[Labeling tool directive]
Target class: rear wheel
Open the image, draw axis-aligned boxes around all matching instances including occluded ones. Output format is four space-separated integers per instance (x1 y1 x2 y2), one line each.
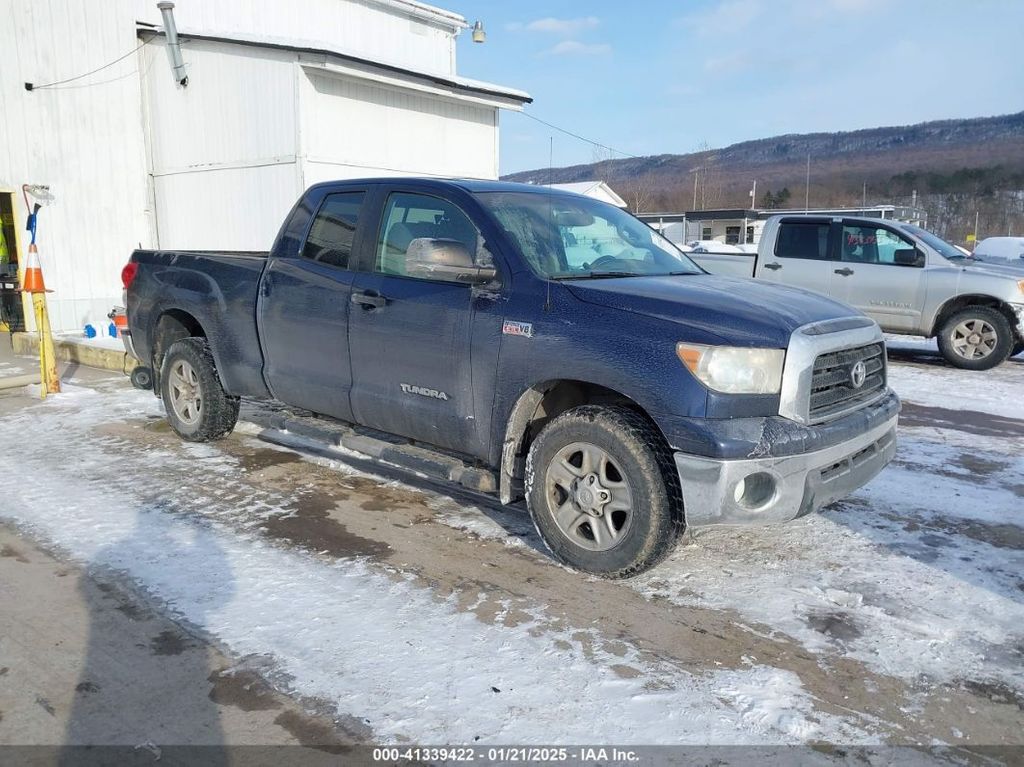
936 307 1013 370
525 405 684 578
160 338 239 441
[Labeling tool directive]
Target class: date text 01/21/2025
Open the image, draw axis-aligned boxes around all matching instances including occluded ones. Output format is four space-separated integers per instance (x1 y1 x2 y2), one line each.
371 746 640 762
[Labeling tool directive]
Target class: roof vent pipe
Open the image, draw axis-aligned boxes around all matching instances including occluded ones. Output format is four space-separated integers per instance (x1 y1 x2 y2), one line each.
156 2 188 86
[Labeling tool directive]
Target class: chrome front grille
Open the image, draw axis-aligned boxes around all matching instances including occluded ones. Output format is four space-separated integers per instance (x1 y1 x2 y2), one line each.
809 342 886 422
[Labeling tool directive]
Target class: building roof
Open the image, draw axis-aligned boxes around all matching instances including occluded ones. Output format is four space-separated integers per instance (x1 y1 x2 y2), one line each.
137 28 531 106
639 204 927 223
544 181 627 208
368 0 468 28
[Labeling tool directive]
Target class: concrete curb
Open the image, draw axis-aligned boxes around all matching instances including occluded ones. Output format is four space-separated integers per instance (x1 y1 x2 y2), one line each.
12 332 137 375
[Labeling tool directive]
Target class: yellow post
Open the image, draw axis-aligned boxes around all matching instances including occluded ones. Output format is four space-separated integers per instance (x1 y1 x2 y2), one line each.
33 292 60 397
21 239 60 398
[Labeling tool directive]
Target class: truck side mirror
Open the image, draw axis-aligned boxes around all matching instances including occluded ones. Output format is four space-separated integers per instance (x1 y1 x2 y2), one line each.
894 247 925 267
405 238 497 284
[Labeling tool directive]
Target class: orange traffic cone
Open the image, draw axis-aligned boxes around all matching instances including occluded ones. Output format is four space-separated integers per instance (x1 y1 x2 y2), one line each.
22 243 50 293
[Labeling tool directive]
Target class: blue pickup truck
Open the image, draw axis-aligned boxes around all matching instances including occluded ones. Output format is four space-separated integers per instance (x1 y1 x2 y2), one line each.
124 178 899 577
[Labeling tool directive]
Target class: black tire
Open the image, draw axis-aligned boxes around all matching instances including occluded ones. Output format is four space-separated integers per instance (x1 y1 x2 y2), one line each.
159 338 239 442
525 405 684 579
129 365 153 391
936 307 1014 371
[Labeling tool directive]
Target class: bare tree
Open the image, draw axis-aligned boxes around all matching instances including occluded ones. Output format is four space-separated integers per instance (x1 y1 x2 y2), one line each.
621 173 655 214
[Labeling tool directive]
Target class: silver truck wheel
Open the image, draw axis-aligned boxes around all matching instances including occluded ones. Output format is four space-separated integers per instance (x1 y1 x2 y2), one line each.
168 360 203 426
545 441 634 552
526 405 684 578
937 307 1013 371
159 338 240 442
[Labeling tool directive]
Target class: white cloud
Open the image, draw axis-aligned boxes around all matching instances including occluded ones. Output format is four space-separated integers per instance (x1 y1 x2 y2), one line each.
543 40 612 57
507 16 601 36
703 52 751 76
677 0 763 37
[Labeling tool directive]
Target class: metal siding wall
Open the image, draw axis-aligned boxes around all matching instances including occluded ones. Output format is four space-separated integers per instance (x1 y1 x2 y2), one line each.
0 0 152 332
153 164 298 250
146 41 297 171
301 71 497 180
133 0 456 76
144 39 300 250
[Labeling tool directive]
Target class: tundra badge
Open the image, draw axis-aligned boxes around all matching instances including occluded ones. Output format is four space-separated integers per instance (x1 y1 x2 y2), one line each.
400 383 449 401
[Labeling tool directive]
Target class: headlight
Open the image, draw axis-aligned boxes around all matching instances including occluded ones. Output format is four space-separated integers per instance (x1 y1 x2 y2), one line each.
676 343 785 394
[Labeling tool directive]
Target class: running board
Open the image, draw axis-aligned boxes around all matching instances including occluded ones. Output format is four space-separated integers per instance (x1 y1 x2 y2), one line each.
238 402 498 495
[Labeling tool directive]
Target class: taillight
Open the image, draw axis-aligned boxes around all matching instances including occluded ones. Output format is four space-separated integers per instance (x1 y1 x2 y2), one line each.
121 262 139 289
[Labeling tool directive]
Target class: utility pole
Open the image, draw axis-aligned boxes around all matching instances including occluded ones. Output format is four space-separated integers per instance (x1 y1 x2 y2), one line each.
749 180 757 210
862 182 867 211
973 210 979 251
804 153 810 211
692 170 698 210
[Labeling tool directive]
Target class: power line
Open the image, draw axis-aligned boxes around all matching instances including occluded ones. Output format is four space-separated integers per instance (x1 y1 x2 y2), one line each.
516 109 640 160
26 39 151 91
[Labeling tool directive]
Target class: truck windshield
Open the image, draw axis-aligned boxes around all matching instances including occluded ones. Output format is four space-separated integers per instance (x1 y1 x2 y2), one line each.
477 191 702 279
902 224 971 261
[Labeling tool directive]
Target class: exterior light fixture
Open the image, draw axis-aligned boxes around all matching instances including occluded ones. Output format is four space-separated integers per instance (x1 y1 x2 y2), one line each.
471 20 486 43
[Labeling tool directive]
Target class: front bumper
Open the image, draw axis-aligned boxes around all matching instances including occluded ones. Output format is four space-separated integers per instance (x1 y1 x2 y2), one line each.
674 409 898 526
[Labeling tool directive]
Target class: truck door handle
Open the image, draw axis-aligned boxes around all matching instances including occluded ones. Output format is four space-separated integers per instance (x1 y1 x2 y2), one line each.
834 267 855 276
351 291 387 309
763 262 782 271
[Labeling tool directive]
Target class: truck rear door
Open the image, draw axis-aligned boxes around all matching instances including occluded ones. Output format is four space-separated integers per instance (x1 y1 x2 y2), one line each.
829 219 926 332
257 188 370 421
756 217 835 296
347 189 492 454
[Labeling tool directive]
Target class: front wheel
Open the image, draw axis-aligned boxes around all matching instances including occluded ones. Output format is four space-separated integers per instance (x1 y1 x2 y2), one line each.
936 307 1014 370
525 405 684 578
159 337 239 442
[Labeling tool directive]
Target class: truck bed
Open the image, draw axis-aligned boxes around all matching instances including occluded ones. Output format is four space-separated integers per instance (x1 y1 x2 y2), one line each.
127 249 271 399
689 251 756 278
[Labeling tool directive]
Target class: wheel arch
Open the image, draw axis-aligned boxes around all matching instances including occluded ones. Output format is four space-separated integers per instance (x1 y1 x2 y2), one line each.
929 294 1018 338
151 308 209 390
498 379 671 504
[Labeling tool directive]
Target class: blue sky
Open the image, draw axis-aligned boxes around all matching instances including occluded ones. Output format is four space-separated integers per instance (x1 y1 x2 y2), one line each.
454 0 1024 175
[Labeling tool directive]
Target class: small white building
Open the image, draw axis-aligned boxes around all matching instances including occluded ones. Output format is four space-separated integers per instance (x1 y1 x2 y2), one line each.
0 0 529 333
545 181 627 208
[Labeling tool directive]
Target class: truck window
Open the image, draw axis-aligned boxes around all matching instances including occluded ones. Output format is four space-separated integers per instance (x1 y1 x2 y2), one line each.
841 224 915 265
775 222 830 260
376 193 485 281
301 192 365 269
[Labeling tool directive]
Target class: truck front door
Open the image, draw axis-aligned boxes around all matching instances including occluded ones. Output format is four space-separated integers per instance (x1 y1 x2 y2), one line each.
829 220 926 332
347 190 495 455
756 217 835 297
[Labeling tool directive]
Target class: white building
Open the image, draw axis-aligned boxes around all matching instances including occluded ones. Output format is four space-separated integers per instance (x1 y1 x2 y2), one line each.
0 0 529 333
545 181 627 208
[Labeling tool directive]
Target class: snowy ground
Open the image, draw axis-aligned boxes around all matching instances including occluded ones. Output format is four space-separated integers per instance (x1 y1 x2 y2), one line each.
1 344 1022 749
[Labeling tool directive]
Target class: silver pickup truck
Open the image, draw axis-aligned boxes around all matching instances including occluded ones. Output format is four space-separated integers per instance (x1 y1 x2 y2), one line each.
690 215 1024 370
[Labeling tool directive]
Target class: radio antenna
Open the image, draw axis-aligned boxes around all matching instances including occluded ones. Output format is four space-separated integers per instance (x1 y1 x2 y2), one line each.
544 135 554 312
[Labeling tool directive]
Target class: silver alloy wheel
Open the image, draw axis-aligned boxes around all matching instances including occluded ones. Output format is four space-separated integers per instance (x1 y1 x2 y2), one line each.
168 359 203 426
544 441 634 552
951 318 998 360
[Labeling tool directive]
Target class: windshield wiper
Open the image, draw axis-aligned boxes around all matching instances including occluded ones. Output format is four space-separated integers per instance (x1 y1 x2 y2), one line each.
549 270 640 280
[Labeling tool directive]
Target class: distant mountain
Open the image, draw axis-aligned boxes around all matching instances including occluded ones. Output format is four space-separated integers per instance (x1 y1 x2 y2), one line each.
501 112 1024 220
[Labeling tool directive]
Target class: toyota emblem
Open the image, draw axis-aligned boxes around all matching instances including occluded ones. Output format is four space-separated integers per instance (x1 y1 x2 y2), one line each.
849 360 867 389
